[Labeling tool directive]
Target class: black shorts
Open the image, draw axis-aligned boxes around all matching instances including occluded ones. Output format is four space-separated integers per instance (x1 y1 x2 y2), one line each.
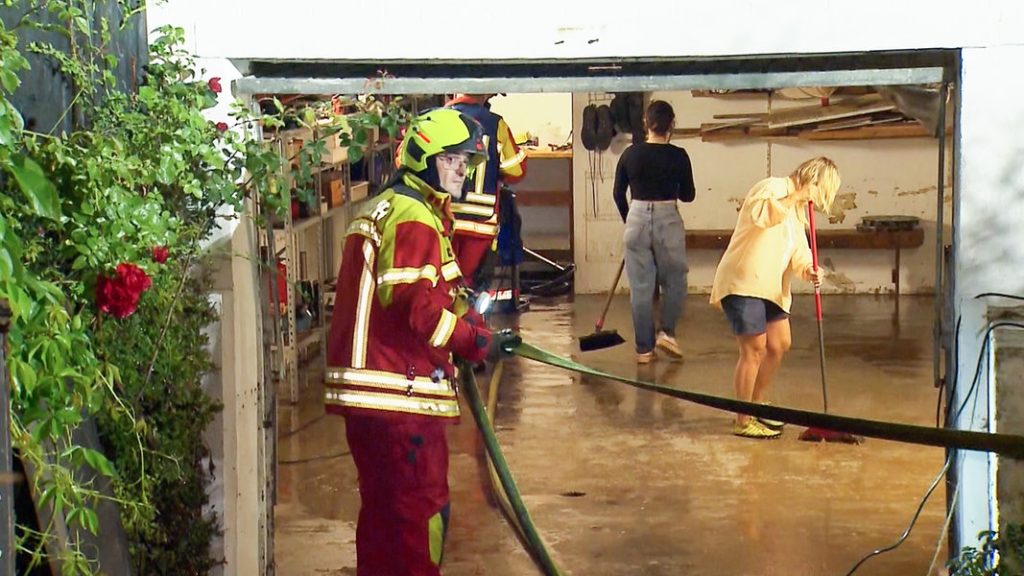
721 295 789 336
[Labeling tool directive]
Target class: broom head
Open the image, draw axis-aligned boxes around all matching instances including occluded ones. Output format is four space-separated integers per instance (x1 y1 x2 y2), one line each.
798 426 863 444
578 329 626 352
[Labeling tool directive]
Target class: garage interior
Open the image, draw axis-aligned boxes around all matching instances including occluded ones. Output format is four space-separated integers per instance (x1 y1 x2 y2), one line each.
244 51 968 575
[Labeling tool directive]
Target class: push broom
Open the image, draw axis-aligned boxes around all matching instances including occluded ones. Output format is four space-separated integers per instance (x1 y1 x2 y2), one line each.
799 200 863 444
578 259 626 351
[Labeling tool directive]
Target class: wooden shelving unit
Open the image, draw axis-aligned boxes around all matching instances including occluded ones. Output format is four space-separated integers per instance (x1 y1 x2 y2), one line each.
261 127 355 404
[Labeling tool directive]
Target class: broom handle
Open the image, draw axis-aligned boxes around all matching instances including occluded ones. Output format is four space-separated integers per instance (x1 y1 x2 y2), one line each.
596 259 625 331
807 201 828 413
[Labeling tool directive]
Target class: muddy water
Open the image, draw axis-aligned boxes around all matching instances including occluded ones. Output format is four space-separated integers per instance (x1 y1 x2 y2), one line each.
275 294 947 575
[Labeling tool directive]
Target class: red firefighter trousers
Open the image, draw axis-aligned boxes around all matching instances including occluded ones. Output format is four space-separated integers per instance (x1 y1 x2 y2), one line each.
345 414 451 576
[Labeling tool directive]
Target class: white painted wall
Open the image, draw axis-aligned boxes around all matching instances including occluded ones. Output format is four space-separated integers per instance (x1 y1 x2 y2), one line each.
150 0 1023 60
572 90 948 295
489 93 571 148
955 44 1024 552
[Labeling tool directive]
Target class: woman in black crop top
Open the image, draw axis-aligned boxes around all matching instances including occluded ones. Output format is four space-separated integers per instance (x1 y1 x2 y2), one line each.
612 100 696 363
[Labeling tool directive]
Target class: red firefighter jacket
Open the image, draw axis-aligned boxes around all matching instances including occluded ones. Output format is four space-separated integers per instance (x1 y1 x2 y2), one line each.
324 172 492 421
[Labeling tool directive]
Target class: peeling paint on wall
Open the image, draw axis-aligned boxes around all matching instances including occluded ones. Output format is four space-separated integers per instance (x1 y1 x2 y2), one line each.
895 185 938 196
825 271 858 293
820 256 857 293
828 191 858 224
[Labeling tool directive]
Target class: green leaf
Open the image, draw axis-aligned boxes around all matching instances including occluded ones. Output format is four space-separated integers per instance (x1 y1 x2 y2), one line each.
13 358 37 395
0 68 19 93
81 507 99 535
0 246 12 279
8 155 61 220
348 147 364 164
81 448 115 477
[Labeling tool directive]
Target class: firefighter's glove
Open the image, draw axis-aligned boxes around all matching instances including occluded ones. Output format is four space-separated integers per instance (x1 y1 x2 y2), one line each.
487 329 522 362
453 287 472 318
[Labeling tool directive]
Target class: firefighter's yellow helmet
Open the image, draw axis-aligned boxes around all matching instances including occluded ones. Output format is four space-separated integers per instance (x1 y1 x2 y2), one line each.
399 108 487 173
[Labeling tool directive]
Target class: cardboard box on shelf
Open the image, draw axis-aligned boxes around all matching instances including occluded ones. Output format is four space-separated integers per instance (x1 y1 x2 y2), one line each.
348 180 370 203
322 130 348 164
284 137 304 167
320 171 345 207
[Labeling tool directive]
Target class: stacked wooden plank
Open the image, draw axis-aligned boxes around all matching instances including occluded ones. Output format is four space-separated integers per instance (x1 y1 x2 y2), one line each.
675 93 938 142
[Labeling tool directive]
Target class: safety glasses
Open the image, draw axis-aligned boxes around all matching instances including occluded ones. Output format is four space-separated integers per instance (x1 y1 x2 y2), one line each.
437 153 471 170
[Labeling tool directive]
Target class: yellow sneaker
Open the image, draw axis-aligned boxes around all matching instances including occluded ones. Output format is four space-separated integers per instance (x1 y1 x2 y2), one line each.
733 420 782 439
655 331 683 359
636 351 655 364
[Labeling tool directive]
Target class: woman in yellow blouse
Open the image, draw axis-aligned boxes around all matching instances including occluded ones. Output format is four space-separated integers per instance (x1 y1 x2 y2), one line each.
710 157 841 439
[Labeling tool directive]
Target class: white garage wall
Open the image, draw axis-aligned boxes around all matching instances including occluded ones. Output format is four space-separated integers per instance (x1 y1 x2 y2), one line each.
572 90 949 296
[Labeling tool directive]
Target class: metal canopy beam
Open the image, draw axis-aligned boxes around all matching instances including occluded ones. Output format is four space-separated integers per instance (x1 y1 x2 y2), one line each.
235 67 945 96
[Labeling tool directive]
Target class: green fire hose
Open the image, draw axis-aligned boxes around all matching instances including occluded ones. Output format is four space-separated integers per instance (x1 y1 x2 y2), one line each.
459 361 565 576
511 341 1024 458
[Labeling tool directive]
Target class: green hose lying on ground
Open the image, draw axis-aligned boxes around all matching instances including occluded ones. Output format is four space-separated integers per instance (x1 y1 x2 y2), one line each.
458 361 565 576
512 341 1024 458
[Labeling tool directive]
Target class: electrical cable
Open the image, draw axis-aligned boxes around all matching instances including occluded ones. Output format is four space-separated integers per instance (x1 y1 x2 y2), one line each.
946 321 1024 427
974 293 1024 302
279 413 326 440
926 480 961 576
936 315 961 428
843 456 951 576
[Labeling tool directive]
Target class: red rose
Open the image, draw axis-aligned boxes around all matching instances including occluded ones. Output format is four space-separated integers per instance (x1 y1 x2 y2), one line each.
152 246 170 263
215 121 228 133
208 77 222 94
117 263 152 294
95 263 152 319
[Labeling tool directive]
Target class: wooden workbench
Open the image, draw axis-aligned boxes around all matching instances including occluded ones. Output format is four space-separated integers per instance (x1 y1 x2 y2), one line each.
687 227 925 298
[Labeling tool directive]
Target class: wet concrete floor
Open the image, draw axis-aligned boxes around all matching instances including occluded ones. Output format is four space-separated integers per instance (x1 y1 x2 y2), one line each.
274 294 948 575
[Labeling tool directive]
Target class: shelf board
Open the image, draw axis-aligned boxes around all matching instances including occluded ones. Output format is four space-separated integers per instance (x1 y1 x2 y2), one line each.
272 329 322 350
276 205 349 234
323 205 347 219
311 160 348 175
525 148 572 159
296 329 321 349
292 214 323 233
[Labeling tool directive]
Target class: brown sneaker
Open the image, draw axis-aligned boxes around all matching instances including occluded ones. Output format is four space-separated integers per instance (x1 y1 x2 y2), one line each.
636 351 655 364
655 331 683 359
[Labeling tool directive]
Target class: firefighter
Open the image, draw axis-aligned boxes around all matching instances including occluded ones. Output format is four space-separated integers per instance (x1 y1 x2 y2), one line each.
325 108 521 576
445 94 528 290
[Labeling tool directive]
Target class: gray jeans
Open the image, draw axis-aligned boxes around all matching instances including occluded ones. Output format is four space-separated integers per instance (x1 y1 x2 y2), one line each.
623 200 689 353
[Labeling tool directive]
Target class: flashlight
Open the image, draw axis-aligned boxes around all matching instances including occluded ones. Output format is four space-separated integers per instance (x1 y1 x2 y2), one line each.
474 291 493 315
